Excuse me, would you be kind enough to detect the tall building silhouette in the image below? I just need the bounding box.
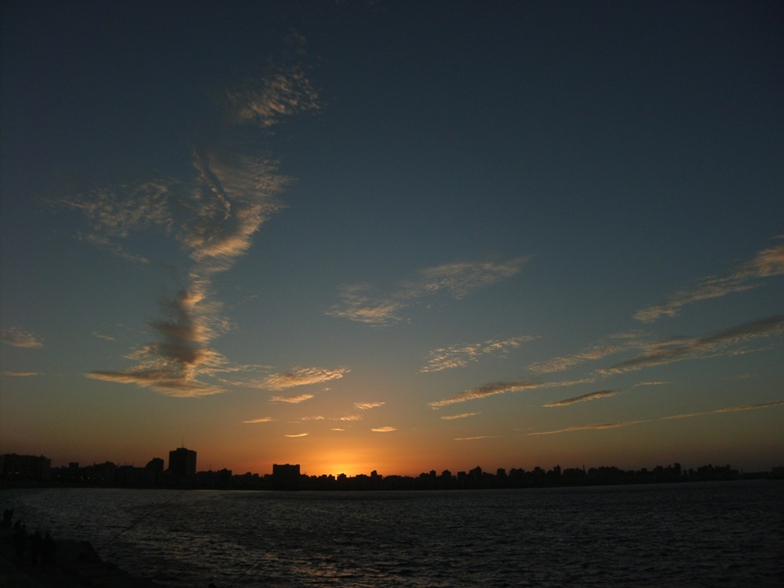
[272,463,300,490]
[168,447,197,477]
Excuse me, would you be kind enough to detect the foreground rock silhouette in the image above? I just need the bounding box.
[1,527,155,587]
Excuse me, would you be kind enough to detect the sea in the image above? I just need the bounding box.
[3,480,783,587]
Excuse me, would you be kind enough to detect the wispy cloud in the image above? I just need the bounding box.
[301,415,325,421]
[92,332,116,341]
[634,381,670,387]
[261,366,349,390]
[338,415,362,421]
[441,412,480,420]
[58,181,173,263]
[327,257,530,326]
[355,401,385,410]
[527,420,649,436]
[86,285,231,397]
[635,242,784,322]
[421,336,536,373]
[429,377,590,409]
[408,258,530,299]
[544,390,620,407]
[62,64,318,397]
[528,344,620,374]
[270,393,314,404]
[285,433,309,438]
[3,371,41,377]
[371,426,396,432]
[243,417,273,423]
[454,436,493,441]
[600,316,784,375]
[2,328,43,348]
[663,400,784,420]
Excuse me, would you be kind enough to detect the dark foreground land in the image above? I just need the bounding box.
[0,527,155,588]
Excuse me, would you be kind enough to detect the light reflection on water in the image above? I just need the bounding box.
[4,481,783,587]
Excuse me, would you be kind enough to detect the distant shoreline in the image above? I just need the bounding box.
[4,461,783,492]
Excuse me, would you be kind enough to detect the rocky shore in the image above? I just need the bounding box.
[0,527,156,588]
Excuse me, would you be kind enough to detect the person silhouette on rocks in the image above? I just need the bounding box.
[42,532,56,566]
[12,523,27,562]
[30,530,43,566]
[2,509,12,528]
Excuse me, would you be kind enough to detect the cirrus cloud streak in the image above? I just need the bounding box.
[527,420,650,436]
[269,393,314,404]
[663,400,784,420]
[544,390,620,407]
[600,316,784,375]
[260,367,349,391]
[635,242,784,322]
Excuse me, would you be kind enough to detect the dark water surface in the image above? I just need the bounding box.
[4,481,783,587]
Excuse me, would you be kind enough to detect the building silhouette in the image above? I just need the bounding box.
[168,447,197,478]
[0,454,51,482]
[272,463,300,490]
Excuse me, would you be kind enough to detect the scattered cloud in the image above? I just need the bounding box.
[663,400,784,420]
[600,315,784,375]
[269,393,314,404]
[332,428,345,432]
[634,381,670,387]
[224,65,320,127]
[324,284,405,326]
[355,401,385,410]
[243,417,273,423]
[371,426,396,432]
[92,332,116,341]
[635,242,784,322]
[527,420,650,436]
[2,328,43,348]
[301,415,325,421]
[261,366,349,390]
[338,415,362,421]
[544,389,620,407]
[421,335,537,373]
[58,181,173,263]
[327,257,530,326]
[454,436,492,441]
[3,371,41,377]
[441,412,480,420]
[285,433,309,438]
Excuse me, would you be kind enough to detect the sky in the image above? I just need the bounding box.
[1,1,783,477]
